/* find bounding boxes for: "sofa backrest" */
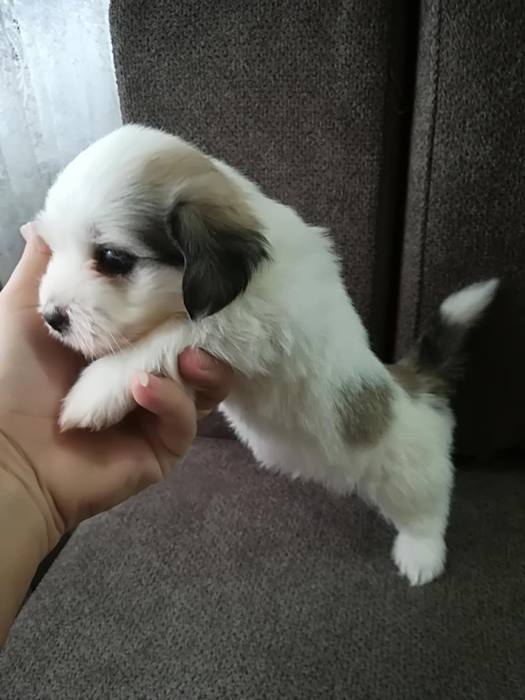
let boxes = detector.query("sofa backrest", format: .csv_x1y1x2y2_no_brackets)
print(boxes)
396,0,525,354
110,0,414,359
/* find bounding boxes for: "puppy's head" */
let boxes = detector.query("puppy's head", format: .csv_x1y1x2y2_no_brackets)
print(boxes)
37,125,269,358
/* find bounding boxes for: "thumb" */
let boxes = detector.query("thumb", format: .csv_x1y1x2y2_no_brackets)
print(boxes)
131,373,197,466
3,223,51,301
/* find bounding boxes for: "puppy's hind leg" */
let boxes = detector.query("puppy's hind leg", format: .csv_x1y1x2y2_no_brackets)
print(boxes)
391,515,448,587
369,457,453,586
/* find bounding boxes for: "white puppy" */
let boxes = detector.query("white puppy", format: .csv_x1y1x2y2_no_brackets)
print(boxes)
37,125,497,585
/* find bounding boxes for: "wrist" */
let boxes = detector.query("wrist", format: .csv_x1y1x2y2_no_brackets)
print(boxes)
0,431,60,645
0,429,61,559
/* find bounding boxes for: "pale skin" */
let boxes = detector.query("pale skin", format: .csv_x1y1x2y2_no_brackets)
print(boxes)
0,229,233,646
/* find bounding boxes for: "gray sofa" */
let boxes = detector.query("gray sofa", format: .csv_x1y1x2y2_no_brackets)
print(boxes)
2,1,524,698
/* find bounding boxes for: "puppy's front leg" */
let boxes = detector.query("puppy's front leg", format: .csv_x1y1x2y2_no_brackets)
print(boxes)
59,328,186,431
59,353,139,431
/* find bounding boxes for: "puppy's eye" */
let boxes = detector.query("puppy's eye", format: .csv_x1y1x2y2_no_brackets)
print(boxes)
94,246,137,276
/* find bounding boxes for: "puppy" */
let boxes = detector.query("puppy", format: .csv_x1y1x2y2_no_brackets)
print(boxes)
36,124,498,585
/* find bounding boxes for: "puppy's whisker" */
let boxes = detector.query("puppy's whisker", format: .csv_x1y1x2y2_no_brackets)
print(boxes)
99,321,131,356
114,333,131,351
107,332,123,354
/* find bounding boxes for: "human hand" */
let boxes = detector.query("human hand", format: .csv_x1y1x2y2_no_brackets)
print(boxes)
0,225,233,555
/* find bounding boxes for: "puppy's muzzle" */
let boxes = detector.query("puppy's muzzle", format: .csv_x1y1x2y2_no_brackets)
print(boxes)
43,307,70,334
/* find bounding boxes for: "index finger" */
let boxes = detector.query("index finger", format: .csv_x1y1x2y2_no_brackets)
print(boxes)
2,224,50,304
131,373,197,472
178,348,233,412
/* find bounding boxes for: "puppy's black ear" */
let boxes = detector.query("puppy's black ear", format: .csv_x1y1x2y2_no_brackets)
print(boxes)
169,199,270,320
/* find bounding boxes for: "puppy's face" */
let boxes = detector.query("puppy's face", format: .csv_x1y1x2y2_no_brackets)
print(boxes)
37,125,269,358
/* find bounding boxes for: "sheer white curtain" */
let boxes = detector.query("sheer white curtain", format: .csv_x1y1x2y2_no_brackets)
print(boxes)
0,0,121,284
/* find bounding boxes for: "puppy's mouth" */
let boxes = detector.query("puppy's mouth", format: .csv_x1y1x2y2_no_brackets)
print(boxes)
40,303,128,359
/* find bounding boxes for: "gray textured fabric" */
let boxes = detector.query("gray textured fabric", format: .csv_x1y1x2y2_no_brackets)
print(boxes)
109,0,412,356
396,0,525,353
197,409,235,441
2,438,524,699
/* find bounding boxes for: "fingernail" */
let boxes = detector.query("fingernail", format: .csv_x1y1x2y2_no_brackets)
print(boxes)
196,349,217,371
137,370,150,388
20,222,34,242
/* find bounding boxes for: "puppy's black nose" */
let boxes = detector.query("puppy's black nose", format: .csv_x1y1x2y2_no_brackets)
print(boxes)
44,308,69,334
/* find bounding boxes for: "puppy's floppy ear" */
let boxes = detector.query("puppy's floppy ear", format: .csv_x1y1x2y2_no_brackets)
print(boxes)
168,184,270,320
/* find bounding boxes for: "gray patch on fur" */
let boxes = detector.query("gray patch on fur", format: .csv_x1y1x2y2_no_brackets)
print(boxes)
338,379,393,446
388,363,448,399
387,363,451,416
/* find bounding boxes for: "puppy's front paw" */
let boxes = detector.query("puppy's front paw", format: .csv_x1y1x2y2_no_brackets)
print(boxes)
59,361,134,432
392,531,446,586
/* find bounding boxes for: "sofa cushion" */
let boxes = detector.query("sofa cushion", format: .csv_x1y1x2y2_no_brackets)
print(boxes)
2,438,524,699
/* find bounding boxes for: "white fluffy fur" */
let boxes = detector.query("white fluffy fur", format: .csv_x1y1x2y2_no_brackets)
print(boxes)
36,125,493,586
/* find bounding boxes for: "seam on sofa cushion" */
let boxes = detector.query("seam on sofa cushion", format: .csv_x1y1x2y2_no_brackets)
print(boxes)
372,1,420,361
394,0,443,356
414,0,443,336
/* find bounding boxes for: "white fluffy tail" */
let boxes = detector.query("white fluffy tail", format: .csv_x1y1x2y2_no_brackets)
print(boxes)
402,279,500,397
440,279,499,327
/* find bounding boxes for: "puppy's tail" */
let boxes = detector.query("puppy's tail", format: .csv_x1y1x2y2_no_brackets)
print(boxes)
397,279,500,397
